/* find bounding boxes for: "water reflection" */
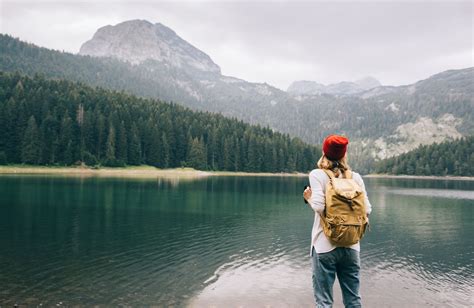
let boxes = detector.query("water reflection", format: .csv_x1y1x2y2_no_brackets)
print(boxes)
0,176,472,306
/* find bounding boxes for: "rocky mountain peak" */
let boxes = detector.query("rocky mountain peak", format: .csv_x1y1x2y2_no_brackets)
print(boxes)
79,19,221,74
286,80,325,95
354,76,381,89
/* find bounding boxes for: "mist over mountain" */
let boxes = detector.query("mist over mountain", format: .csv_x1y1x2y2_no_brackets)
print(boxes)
287,76,381,96
1,19,473,172
77,20,289,121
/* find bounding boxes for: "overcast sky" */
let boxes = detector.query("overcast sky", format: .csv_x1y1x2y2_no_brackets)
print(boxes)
1,0,472,90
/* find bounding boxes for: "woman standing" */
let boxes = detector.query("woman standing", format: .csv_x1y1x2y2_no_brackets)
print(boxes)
303,135,372,308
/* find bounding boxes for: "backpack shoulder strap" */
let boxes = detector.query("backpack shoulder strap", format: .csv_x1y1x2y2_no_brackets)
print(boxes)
322,169,335,179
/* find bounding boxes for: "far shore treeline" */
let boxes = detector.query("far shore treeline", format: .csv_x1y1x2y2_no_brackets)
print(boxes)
0,72,321,172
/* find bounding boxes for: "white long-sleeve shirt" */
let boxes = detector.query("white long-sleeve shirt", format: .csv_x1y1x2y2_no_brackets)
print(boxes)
307,168,373,255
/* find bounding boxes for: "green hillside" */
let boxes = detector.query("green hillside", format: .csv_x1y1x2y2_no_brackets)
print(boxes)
0,34,186,104
374,136,474,176
1,34,472,148
0,72,320,172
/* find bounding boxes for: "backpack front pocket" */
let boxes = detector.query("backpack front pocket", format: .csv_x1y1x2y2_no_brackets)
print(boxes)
327,223,362,246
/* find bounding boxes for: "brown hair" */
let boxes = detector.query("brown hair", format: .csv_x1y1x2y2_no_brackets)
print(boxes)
317,153,350,177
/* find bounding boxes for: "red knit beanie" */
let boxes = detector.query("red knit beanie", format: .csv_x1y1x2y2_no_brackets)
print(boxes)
322,135,349,160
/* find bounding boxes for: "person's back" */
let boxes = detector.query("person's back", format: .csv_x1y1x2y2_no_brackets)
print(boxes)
304,135,372,308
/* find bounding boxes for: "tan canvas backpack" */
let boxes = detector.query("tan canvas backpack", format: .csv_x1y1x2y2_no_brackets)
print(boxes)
320,169,368,246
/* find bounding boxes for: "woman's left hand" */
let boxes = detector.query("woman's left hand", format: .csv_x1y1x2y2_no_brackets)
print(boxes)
303,186,312,202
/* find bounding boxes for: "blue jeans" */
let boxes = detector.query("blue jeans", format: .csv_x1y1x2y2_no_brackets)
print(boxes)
312,247,362,308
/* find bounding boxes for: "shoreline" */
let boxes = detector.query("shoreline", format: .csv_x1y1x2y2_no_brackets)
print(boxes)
365,174,474,181
0,166,307,178
1,166,472,180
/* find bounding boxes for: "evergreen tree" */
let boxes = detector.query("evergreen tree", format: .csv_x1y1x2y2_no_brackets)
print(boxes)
174,125,188,167
39,113,59,164
128,123,142,165
160,133,170,168
0,151,7,165
105,123,116,166
207,128,218,170
222,138,232,171
147,126,161,167
187,137,207,170
63,140,73,165
116,121,128,164
59,112,74,165
233,138,240,171
246,134,259,172
21,115,41,164
287,152,297,172
95,112,106,161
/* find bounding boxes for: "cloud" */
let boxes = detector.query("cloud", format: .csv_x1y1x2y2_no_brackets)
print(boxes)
1,1,472,90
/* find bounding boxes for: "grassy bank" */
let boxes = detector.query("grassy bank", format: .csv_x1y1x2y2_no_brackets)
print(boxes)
0,165,307,178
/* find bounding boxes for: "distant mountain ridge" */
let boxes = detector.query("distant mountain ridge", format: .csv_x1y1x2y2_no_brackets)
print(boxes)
287,76,381,96
81,20,382,98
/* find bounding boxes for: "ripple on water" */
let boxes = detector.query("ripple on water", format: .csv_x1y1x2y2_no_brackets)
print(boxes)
387,188,474,200
361,245,473,307
190,255,313,308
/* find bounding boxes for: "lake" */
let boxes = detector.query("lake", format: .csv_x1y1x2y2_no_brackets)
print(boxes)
0,175,472,307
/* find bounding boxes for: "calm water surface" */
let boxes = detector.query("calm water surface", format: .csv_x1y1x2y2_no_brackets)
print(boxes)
0,175,472,307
